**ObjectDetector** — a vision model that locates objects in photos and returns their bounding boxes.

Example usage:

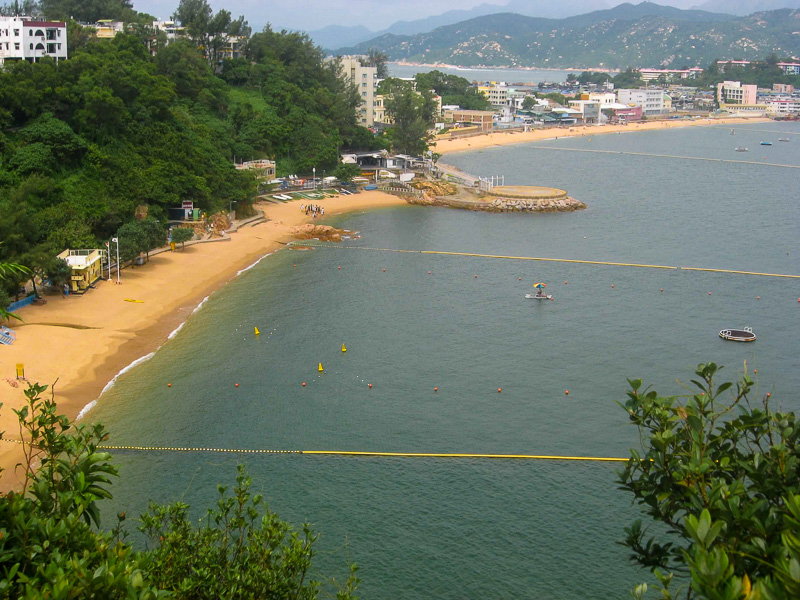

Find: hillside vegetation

[340,3,800,69]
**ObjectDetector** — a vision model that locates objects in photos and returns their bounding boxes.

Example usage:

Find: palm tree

[0,260,30,323]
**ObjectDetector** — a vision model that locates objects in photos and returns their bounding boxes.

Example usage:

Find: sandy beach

[0,191,407,490]
[434,116,772,155]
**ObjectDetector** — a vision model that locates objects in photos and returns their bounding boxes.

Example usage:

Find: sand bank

[434,116,772,155]
[0,191,407,490]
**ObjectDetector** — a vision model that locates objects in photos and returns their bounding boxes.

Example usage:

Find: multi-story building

[337,56,378,127]
[774,83,795,94]
[0,16,67,65]
[638,67,703,82]
[587,92,616,106]
[616,89,667,116]
[90,20,125,39]
[717,80,757,105]
[568,100,600,123]
[478,82,509,107]
[777,62,800,75]
[766,99,800,116]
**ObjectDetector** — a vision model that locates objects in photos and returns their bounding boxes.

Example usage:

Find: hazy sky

[131,1,718,32]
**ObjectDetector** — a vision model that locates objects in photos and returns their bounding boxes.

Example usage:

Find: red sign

[182,201,193,210]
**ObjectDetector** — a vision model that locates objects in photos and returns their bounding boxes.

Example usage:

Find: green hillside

[339,5,800,69]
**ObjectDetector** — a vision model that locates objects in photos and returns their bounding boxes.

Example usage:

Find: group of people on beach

[301,204,324,217]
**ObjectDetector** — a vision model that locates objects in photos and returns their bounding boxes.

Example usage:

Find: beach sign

[15,364,24,379]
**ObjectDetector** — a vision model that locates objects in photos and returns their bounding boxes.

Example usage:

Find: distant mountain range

[309,1,613,50]
[334,2,800,69]
[693,0,800,15]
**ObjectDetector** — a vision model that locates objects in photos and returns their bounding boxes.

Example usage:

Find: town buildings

[717,80,758,105]
[0,16,67,65]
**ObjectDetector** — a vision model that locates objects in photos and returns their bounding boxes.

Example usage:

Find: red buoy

[167,383,172,388]
[660,289,664,292]
[565,390,569,395]
[368,383,372,388]
[757,296,760,300]
[709,292,712,295]
[497,388,502,393]
[767,392,771,397]
[302,382,306,386]
[434,387,438,392]
[428,271,431,274]
[383,268,386,272]
[564,281,568,284]
[235,383,239,388]
[338,266,341,269]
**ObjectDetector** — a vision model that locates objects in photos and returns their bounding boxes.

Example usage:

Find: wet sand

[0,192,407,490]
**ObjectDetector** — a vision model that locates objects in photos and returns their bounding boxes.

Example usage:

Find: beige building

[337,56,378,127]
[58,249,105,293]
[450,110,494,132]
[717,81,757,105]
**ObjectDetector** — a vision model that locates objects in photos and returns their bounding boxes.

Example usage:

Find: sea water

[92,123,800,599]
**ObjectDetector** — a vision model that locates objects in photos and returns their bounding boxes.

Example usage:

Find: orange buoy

[611,284,614,288]
[754,369,758,374]
[497,388,502,393]
[235,383,239,388]
[368,383,372,388]
[428,271,431,274]
[338,266,341,269]
[519,277,522,281]
[757,296,760,300]
[767,392,771,397]
[302,382,306,386]
[293,264,296,267]
[660,289,664,292]
[564,281,568,284]
[709,292,712,295]
[167,383,172,388]
[383,268,386,272]
[475,275,478,278]
[565,390,569,395]
[434,387,438,392]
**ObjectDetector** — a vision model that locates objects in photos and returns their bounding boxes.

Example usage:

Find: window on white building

[13,29,18,36]
[14,42,19,49]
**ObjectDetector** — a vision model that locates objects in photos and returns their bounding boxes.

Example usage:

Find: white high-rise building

[0,16,67,65]
[616,89,667,116]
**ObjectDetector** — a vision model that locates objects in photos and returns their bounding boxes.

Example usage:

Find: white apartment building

[588,92,616,106]
[0,16,67,65]
[766,99,800,115]
[616,89,667,116]
[337,56,378,127]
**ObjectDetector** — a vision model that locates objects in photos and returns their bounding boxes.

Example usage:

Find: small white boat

[719,327,756,342]
[735,147,749,152]
[779,138,790,142]
[525,293,553,300]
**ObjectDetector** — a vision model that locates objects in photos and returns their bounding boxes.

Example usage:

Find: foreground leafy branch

[619,363,800,599]
[0,383,358,599]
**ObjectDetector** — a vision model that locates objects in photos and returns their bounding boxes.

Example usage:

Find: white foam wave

[77,351,157,420]
[168,322,185,339]
[237,252,273,276]
[76,400,97,421]
[191,295,210,315]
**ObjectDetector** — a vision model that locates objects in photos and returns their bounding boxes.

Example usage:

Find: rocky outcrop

[405,195,586,213]
[483,196,586,212]
[291,224,348,242]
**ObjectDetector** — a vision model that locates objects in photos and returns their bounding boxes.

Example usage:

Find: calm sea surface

[93,122,800,599]
[388,63,575,85]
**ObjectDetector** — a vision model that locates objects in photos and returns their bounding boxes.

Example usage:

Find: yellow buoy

[318,363,324,372]
[342,344,347,352]
[255,327,260,335]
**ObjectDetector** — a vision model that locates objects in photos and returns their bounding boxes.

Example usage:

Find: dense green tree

[114,221,148,265]
[613,68,645,89]
[170,226,194,249]
[40,0,136,22]
[45,256,72,291]
[383,80,436,156]
[361,48,389,78]
[333,162,361,183]
[138,218,166,261]
[413,70,490,110]
[619,363,800,598]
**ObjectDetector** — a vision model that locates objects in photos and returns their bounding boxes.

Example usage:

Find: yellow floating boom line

[680,267,800,279]
[1,438,631,462]
[293,244,800,279]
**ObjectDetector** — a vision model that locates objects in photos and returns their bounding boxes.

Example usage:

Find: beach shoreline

[434,116,773,155]
[0,191,407,490]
